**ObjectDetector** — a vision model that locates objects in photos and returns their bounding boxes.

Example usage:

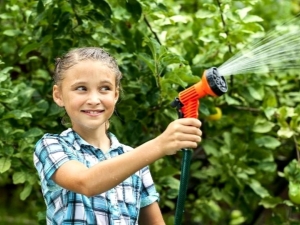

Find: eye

[76,86,87,91]
[100,86,111,91]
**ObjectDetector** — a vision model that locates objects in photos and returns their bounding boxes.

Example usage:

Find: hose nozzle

[172,67,227,118]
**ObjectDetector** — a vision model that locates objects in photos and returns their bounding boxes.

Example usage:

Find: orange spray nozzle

[171,67,227,118]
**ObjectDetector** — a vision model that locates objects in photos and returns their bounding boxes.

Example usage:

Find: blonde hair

[54,47,123,88]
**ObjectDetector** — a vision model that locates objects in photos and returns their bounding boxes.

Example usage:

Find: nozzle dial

[205,67,227,96]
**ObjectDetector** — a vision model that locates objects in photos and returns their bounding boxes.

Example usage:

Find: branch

[143,15,162,45]
[233,106,261,112]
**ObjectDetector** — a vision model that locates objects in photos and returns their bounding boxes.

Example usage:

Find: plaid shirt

[34,128,159,225]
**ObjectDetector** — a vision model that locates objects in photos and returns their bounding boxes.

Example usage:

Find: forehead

[64,60,116,82]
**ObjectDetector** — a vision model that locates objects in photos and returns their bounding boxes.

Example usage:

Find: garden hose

[171,67,228,225]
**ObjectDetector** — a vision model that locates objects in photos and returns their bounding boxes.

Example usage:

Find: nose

[87,91,101,105]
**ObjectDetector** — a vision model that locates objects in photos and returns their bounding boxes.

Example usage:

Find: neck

[73,127,111,153]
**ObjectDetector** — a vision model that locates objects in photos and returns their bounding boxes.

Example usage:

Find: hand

[154,118,202,155]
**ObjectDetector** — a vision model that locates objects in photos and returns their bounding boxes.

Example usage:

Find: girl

[34,47,202,225]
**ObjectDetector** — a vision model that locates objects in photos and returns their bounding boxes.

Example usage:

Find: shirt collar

[61,128,122,152]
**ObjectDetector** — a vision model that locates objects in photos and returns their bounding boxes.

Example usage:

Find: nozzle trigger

[171,98,184,119]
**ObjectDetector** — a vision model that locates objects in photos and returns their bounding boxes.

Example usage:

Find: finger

[178,140,200,149]
[176,125,202,136]
[176,133,202,143]
[178,118,202,128]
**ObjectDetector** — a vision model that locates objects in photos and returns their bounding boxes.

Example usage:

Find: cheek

[103,95,117,107]
[64,95,85,109]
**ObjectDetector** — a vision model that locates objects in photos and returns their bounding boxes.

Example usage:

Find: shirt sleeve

[140,166,160,208]
[33,135,78,191]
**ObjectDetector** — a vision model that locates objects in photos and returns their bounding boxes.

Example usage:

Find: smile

[81,110,104,115]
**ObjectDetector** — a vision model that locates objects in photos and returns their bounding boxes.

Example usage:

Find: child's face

[53,60,119,132]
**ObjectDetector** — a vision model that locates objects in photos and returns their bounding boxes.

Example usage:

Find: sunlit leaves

[0,157,11,173]
[252,119,275,133]
[282,160,300,183]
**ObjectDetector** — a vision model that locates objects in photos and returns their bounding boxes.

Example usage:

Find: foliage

[1,0,300,224]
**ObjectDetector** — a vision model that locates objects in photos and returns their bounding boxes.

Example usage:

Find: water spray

[171,67,228,225]
[218,16,300,76]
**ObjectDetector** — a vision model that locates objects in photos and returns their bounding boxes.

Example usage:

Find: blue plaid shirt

[34,128,159,225]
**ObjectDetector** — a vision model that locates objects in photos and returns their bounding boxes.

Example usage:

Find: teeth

[84,110,101,114]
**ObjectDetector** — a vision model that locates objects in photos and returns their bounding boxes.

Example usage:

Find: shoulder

[35,128,77,152]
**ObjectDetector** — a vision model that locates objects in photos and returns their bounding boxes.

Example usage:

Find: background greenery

[1,0,300,224]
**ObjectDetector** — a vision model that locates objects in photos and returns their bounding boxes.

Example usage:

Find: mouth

[81,110,104,115]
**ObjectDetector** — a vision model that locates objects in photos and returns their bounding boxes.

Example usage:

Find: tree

[0,0,300,224]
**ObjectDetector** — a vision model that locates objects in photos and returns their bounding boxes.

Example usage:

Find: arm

[52,118,202,196]
[139,202,165,225]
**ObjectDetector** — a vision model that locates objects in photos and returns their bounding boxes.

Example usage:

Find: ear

[114,87,120,103]
[53,85,64,107]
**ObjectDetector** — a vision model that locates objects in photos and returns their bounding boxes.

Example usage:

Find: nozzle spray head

[203,67,228,97]
[172,67,227,118]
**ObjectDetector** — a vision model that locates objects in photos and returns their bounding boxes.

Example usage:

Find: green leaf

[243,15,264,23]
[211,188,223,201]
[160,176,180,190]
[264,78,279,86]
[283,159,300,184]
[158,166,180,177]
[236,7,252,20]
[230,216,246,225]
[263,107,276,120]
[0,88,13,95]
[2,110,32,120]
[263,90,277,108]
[23,127,44,138]
[160,76,186,88]
[3,29,21,36]
[252,121,275,133]
[137,53,155,74]
[277,127,294,138]
[225,95,241,105]
[143,37,161,59]
[248,179,269,198]
[277,106,296,119]
[202,140,220,156]
[13,171,26,184]
[19,42,41,57]
[161,54,187,66]
[247,86,263,101]
[195,9,217,19]
[20,184,32,200]
[2,146,14,156]
[255,136,281,149]
[0,157,11,173]
[0,67,13,80]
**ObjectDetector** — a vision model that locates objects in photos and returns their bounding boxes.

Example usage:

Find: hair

[54,47,123,88]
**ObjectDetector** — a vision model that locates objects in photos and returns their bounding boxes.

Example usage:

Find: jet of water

[218,16,300,76]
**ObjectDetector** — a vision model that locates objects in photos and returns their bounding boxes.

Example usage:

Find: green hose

[174,148,193,225]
